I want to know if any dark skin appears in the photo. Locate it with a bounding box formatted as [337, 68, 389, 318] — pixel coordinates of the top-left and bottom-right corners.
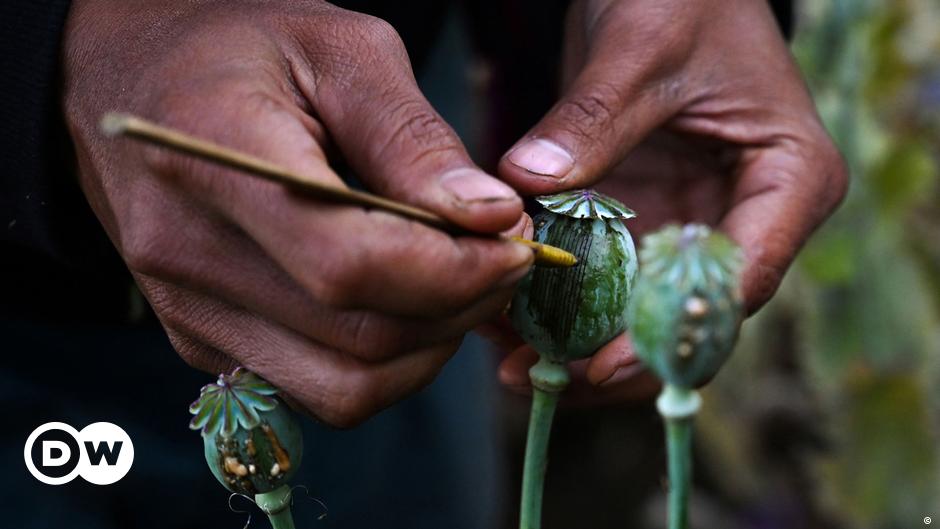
[64, 0, 533, 428]
[63, 0, 846, 421]
[500, 0, 847, 403]
[495, 0, 847, 403]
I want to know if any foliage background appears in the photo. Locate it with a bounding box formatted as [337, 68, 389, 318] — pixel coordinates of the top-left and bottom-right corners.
[711, 0, 940, 525]
[498, 1, 940, 528]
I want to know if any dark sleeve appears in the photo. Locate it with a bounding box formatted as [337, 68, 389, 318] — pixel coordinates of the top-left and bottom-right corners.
[0, 0, 451, 323]
[1, 0, 448, 263]
[0, 1, 137, 323]
[769, 0, 794, 38]
[0, 0, 71, 257]
[0, 0, 106, 262]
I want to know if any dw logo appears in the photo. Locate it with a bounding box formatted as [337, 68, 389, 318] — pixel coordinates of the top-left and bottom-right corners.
[24, 422, 134, 485]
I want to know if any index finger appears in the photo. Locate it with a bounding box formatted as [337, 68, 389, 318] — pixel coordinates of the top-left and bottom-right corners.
[141, 81, 533, 318]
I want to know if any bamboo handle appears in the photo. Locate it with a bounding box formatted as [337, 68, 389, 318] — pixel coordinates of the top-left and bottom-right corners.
[100, 112, 576, 268]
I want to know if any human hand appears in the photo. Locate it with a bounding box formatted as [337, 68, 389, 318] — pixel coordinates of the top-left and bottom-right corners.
[63, 0, 532, 427]
[494, 0, 848, 402]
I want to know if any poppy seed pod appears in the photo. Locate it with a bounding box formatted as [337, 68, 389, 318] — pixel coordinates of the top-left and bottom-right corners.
[629, 224, 744, 389]
[510, 189, 638, 364]
[189, 368, 303, 496]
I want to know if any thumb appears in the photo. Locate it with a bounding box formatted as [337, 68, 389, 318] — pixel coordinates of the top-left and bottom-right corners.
[498, 18, 687, 194]
[295, 14, 522, 233]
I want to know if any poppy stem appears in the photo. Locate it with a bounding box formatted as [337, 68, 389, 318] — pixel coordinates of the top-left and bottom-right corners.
[519, 358, 569, 529]
[256, 484, 297, 529]
[657, 385, 701, 529]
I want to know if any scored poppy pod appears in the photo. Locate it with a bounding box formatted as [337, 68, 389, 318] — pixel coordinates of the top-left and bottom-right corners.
[190, 368, 304, 529]
[510, 189, 638, 368]
[509, 189, 638, 529]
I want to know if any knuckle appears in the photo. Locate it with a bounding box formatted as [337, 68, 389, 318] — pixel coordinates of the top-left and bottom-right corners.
[144, 282, 242, 357]
[121, 236, 155, 275]
[166, 331, 235, 375]
[308, 279, 349, 309]
[318, 343, 458, 429]
[322, 375, 378, 429]
[352, 14, 406, 54]
[308, 258, 362, 308]
[142, 281, 183, 325]
[402, 244, 479, 315]
[398, 107, 455, 150]
[413, 353, 450, 390]
[146, 285, 201, 334]
[297, 12, 409, 90]
[166, 332, 204, 368]
[139, 93, 212, 179]
[342, 314, 411, 360]
[789, 130, 849, 215]
[137, 97, 191, 175]
[143, 88, 285, 189]
[372, 98, 460, 168]
[120, 220, 177, 278]
[443, 276, 486, 313]
[553, 82, 623, 141]
[428, 251, 498, 316]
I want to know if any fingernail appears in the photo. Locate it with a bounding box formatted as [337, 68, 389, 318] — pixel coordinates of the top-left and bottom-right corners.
[599, 364, 644, 388]
[522, 214, 534, 240]
[507, 138, 574, 178]
[440, 168, 518, 204]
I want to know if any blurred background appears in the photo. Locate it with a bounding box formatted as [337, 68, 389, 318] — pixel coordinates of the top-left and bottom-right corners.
[501, 1, 940, 528]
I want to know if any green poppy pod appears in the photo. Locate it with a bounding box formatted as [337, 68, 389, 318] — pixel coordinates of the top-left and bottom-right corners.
[510, 189, 638, 364]
[189, 368, 303, 495]
[629, 224, 744, 389]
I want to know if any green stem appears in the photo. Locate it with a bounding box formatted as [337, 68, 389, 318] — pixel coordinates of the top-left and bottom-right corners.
[519, 358, 569, 529]
[255, 484, 297, 529]
[657, 385, 701, 529]
[665, 416, 693, 529]
[520, 386, 558, 529]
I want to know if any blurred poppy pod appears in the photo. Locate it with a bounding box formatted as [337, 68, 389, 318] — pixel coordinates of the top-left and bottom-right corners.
[629, 224, 744, 388]
[510, 189, 638, 364]
[189, 368, 303, 496]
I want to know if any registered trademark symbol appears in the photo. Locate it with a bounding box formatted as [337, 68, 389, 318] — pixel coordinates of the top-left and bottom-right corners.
[925, 516, 932, 525]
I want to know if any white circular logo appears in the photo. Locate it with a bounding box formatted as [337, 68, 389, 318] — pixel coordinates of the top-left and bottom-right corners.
[24, 421, 134, 485]
[78, 422, 135, 485]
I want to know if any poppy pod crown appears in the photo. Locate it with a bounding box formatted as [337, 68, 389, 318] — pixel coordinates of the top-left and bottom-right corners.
[190, 368, 303, 495]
